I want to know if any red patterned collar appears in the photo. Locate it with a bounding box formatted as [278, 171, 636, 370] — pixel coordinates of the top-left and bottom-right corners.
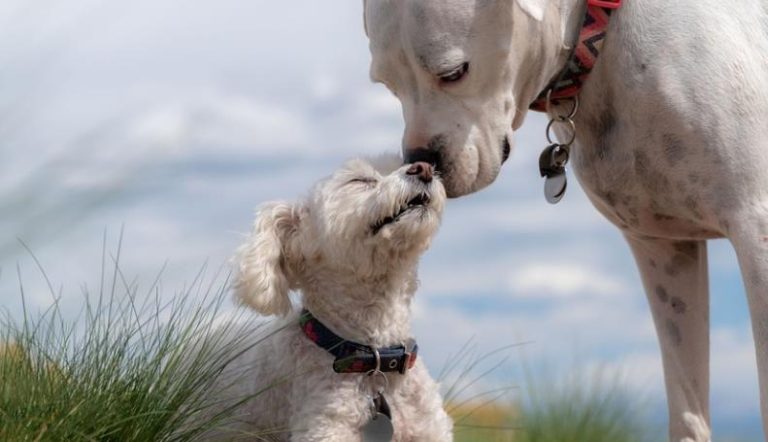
[529, 0, 622, 112]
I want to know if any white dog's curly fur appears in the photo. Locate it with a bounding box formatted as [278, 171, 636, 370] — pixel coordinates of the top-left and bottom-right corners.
[214, 154, 452, 441]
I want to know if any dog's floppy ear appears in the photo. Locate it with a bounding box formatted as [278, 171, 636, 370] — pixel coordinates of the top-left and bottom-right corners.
[234, 202, 301, 317]
[515, 0, 547, 21]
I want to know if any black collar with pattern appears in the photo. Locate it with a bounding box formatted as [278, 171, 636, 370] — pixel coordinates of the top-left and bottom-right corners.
[299, 309, 418, 374]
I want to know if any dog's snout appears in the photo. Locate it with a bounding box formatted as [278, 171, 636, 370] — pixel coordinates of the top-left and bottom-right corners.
[406, 161, 433, 183]
[404, 148, 439, 167]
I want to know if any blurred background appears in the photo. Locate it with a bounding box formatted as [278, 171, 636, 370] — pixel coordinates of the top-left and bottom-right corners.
[0, 0, 761, 439]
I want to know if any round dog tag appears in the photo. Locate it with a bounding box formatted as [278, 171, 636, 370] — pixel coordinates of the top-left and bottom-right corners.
[361, 412, 394, 442]
[544, 173, 567, 204]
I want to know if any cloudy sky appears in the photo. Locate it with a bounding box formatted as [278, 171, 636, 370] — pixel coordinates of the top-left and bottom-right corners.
[0, 1, 761, 438]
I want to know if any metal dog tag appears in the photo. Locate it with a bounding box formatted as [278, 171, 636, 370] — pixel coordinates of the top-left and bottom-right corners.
[539, 144, 569, 204]
[362, 393, 394, 442]
[544, 173, 568, 204]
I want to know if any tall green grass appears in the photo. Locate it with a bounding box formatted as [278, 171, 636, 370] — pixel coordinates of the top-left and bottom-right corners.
[512, 365, 656, 442]
[442, 342, 656, 442]
[0, 241, 276, 441]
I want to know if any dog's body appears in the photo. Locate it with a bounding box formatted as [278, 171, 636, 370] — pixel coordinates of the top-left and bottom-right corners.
[364, 0, 768, 440]
[222, 156, 452, 441]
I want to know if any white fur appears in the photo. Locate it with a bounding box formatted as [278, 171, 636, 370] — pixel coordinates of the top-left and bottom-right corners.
[365, 1, 768, 440]
[217, 155, 452, 441]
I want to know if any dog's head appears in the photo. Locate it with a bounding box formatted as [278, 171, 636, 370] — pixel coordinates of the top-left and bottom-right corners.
[364, 0, 565, 197]
[234, 154, 446, 316]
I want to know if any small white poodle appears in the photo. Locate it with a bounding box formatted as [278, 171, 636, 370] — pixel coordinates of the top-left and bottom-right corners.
[222, 154, 453, 441]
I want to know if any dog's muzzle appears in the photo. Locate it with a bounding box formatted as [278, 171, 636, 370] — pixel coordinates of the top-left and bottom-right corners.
[404, 148, 439, 168]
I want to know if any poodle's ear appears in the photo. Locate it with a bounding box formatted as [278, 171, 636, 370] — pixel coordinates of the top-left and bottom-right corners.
[234, 202, 301, 317]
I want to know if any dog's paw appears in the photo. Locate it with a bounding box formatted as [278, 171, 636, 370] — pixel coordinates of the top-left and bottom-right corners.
[679, 412, 711, 442]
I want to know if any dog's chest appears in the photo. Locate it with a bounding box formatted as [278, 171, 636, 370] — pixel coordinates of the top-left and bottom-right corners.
[567, 113, 725, 240]
[556, 4, 765, 240]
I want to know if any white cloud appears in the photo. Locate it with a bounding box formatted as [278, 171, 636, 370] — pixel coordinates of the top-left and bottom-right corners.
[131, 106, 189, 151]
[509, 262, 626, 298]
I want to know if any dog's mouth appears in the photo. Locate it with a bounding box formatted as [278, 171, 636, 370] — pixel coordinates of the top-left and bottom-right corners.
[371, 193, 431, 235]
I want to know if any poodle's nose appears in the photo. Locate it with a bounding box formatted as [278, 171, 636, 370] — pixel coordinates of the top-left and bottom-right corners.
[406, 161, 433, 183]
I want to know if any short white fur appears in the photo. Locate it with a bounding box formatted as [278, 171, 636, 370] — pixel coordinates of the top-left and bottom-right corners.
[365, 1, 768, 440]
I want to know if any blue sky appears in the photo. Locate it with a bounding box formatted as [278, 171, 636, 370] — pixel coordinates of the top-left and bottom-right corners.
[0, 0, 761, 438]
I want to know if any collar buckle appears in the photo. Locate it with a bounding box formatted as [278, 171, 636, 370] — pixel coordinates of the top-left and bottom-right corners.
[399, 350, 413, 375]
[398, 340, 418, 374]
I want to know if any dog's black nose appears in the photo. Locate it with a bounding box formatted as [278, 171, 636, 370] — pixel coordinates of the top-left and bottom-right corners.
[406, 161, 433, 183]
[404, 148, 439, 167]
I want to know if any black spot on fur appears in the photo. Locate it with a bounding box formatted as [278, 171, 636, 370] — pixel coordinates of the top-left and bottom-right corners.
[633, 150, 670, 194]
[673, 242, 698, 259]
[594, 108, 616, 160]
[670, 296, 687, 314]
[655, 285, 669, 303]
[666, 319, 683, 346]
[662, 133, 686, 166]
[664, 253, 693, 277]
[653, 213, 676, 222]
[649, 259, 657, 268]
[683, 196, 703, 220]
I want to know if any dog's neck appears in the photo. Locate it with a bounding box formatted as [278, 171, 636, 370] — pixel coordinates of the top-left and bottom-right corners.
[301, 261, 418, 348]
[509, 0, 587, 127]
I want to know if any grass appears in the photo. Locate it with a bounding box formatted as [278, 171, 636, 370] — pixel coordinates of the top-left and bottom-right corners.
[0, 239, 278, 441]
[511, 366, 654, 442]
[1, 242, 656, 441]
[442, 342, 656, 442]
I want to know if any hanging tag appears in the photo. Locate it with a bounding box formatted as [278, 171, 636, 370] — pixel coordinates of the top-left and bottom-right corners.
[544, 173, 567, 204]
[538, 144, 569, 204]
[362, 392, 394, 442]
[538, 143, 568, 178]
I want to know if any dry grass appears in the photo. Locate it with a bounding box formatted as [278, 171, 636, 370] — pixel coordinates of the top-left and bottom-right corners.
[450, 401, 519, 442]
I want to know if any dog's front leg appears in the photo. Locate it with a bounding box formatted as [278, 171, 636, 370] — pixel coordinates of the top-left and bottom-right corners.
[288, 382, 370, 442]
[625, 235, 711, 442]
[288, 414, 361, 442]
[730, 223, 768, 437]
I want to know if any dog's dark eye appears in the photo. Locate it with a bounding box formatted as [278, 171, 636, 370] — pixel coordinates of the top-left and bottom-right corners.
[439, 62, 469, 83]
[347, 177, 377, 186]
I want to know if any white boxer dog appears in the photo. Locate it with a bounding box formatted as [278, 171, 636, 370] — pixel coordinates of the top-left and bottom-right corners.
[364, 0, 768, 441]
